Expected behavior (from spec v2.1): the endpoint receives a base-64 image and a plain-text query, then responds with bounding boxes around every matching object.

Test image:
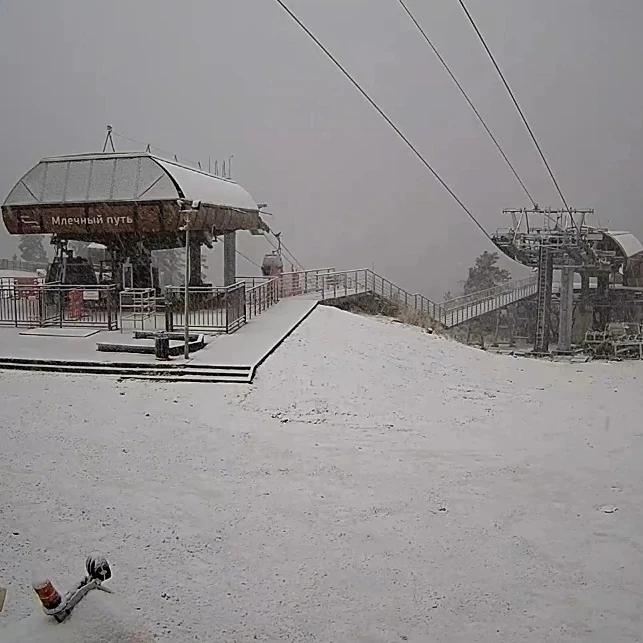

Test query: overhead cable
[398,0,537,208]
[273,0,493,241]
[457,0,571,214]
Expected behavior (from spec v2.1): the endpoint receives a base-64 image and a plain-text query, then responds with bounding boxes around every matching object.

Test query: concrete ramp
[191,297,318,378]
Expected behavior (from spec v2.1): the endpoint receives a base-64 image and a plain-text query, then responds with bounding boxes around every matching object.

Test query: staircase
[289,268,538,329]
[440,278,537,328]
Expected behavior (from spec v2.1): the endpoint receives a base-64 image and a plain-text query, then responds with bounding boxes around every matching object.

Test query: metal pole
[184,219,190,359]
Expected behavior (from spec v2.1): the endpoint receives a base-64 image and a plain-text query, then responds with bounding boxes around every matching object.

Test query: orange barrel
[32,577,63,612]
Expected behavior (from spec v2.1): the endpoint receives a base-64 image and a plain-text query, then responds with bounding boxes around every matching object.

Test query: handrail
[246,277,281,320]
[273,267,537,328]
[280,267,336,278]
[439,278,538,327]
[441,276,537,309]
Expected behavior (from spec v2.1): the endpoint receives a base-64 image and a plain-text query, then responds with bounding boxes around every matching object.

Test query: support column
[580,273,590,312]
[573,272,592,342]
[188,239,202,287]
[594,274,610,329]
[534,245,554,354]
[224,231,236,287]
[557,267,574,353]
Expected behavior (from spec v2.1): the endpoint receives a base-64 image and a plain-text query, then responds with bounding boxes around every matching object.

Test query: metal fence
[120,288,157,332]
[275,268,537,329]
[0,283,118,329]
[280,268,336,297]
[440,277,538,327]
[165,283,246,333]
[246,278,281,320]
[310,269,444,321]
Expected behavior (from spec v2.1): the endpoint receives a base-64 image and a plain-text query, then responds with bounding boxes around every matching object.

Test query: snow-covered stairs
[0,357,253,383]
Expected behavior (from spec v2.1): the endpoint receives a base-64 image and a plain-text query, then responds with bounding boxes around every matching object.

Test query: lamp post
[178,200,201,359]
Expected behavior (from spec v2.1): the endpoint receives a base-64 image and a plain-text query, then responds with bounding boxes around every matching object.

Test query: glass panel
[112,157,140,200]
[139,173,175,200]
[4,181,36,205]
[64,160,91,202]
[42,161,68,203]
[136,158,176,200]
[88,159,116,201]
[22,162,47,201]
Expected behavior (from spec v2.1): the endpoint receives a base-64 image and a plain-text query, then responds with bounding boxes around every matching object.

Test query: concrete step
[0,359,253,383]
[0,356,249,371]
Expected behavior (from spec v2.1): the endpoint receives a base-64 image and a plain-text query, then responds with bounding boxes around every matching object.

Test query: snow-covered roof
[3,153,258,211]
[603,230,643,259]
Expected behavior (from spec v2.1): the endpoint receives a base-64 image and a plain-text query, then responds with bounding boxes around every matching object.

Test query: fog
[1,0,642,298]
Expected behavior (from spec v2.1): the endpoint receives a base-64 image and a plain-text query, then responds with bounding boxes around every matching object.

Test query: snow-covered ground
[1,305,641,642]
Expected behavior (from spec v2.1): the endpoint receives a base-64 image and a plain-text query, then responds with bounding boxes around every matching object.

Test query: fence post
[13,285,18,328]
[58,288,64,328]
[38,286,44,327]
[112,286,118,330]
[224,290,231,333]
[166,289,174,332]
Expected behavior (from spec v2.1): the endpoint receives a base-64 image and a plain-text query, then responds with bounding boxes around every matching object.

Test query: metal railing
[256,267,442,322]
[441,276,536,310]
[119,288,157,332]
[0,283,118,329]
[280,268,336,297]
[246,278,281,320]
[440,277,538,327]
[275,268,537,329]
[165,283,246,333]
[289,268,444,321]
[237,276,272,290]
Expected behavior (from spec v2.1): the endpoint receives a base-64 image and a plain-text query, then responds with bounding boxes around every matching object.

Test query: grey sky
[1,0,642,298]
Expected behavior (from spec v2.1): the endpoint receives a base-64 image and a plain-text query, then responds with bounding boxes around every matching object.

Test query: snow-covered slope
[1,306,641,642]
[0,591,151,642]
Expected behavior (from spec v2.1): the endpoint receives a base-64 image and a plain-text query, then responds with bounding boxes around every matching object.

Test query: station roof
[3,152,258,211]
[602,231,643,259]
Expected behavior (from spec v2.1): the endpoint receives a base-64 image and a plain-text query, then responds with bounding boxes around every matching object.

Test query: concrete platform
[0,297,317,382]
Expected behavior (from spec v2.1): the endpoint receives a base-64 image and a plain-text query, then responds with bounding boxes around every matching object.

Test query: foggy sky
[1,0,642,298]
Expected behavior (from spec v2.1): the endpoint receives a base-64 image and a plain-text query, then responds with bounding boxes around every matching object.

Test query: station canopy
[601,231,643,260]
[2,152,268,245]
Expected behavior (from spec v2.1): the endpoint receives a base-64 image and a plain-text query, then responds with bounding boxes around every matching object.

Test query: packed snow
[0,305,641,642]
